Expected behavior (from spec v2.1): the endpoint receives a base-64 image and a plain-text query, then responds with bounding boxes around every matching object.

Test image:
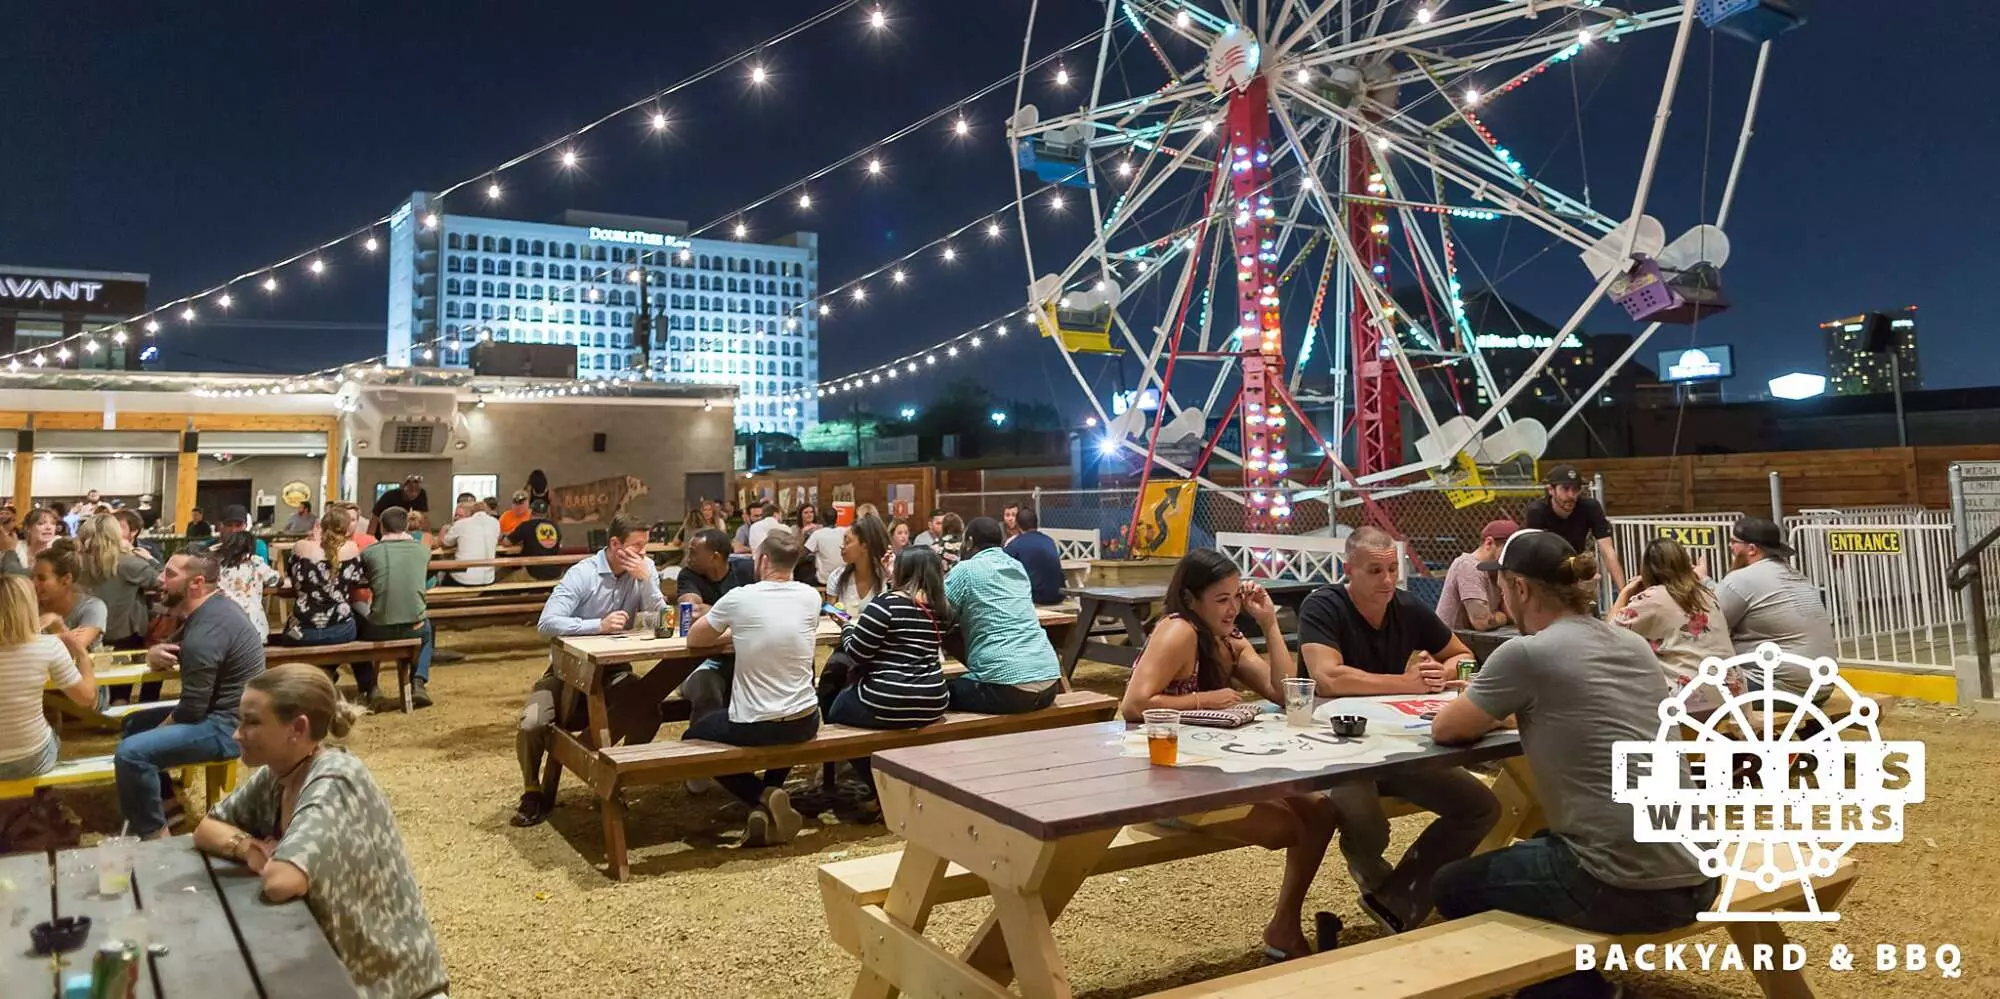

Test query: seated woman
[1119,547,1337,961]
[33,542,106,651]
[814,515,892,790]
[0,574,97,779]
[194,665,448,998]
[214,530,283,640]
[1610,537,1739,716]
[279,509,373,699]
[824,546,952,808]
[932,512,966,573]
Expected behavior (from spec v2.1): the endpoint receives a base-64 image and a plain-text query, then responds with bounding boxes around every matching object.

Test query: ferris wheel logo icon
[1611,645,1925,922]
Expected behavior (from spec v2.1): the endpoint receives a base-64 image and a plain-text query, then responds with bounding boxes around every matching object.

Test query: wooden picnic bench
[1057,580,1320,679]
[264,639,425,713]
[0,835,356,998]
[0,754,240,808]
[544,608,1088,880]
[821,713,1538,999]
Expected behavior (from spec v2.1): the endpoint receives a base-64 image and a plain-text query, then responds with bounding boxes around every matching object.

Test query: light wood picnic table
[1,835,356,998]
[837,707,1537,999]
[1056,580,1321,679]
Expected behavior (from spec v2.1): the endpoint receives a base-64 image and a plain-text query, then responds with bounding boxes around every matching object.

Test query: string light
[797,191,812,208]
[1416,7,1434,23]
[218,294,233,309]
[1175,10,1190,27]
[309,259,326,275]
[891,269,906,284]
[750,64,768,85]
[953,117,970,137]
[181,307,197,323]
[1116,160,1133,178]
[560,148,579,168]
[1054,66,1070,87]
[1048,192,1066,211]
[941,245,956,262]
[733,221,749,238]
[987,221,1003,238]
[423,213,439,229]
[869,7,886,29]
[486,181,502,200]
[1463,88,1481,106]
[651,111,669,130]
[851,287,867,301]
[866,157,884,175]
[144,320,160,334]
[364,236,379,252]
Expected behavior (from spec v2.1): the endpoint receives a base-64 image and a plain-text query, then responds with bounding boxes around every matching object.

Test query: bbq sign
[0,272,148,314]
[1828,530,1903,555]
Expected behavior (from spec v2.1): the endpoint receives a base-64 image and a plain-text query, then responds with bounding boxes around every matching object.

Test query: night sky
[2,1,1992,423]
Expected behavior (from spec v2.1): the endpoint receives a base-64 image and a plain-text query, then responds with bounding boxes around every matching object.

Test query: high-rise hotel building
[385,192,819,434]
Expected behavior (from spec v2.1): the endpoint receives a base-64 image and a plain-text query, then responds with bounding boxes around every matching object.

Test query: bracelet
[226,831,249,860]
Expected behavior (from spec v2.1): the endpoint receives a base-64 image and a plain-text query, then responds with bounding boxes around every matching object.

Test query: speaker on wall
[15,430,32,453]
[592,433,607,453]
[182,431,200,453]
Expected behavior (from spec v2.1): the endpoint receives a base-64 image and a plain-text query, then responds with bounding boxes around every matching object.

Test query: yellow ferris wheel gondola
[1031,275,1124,355]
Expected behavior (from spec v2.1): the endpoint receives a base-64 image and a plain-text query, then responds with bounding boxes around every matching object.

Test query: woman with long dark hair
[32,542,106,651]
[1610,537,1738,714]
[829,514,891,620]
[525,469,551,509]
[1119,547,1335,960]
[214,529,282,638]
[822,545,953,806]
[932,511,965,573]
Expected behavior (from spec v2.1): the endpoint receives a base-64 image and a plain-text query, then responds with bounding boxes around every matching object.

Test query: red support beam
[1347,125,1404,476]
[1225,77,1291,531]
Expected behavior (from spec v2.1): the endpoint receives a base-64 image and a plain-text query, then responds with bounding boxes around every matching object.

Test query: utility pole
[630,251,654,376]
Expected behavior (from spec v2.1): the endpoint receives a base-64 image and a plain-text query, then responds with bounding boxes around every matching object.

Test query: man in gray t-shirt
[1430,529,1716,994]
[1716,518,1835,695]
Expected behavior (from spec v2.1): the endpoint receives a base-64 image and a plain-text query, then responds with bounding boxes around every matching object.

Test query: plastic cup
[96,836,136,897]
[1143,709,1180,766]
[1283,677,1316,727]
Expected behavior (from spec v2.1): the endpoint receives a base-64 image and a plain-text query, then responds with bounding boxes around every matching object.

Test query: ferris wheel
[1007,0,1799,532]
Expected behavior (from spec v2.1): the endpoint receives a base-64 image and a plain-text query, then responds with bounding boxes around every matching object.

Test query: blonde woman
[195,665,448,998]
[0,574,96,779]
[76,513,160,652]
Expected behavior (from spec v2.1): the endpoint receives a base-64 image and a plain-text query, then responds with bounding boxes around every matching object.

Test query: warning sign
[1653,524,1718,547]
[1828,529,1903,555]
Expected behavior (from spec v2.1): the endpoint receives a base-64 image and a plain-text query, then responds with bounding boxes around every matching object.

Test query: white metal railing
[1214,531,1410,587]
[1608,513,1744,585]
[1040,527,1101,562]
[1789,521,1964,670]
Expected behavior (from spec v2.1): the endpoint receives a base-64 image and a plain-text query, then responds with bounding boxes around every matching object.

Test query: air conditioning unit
[340,384,462,455]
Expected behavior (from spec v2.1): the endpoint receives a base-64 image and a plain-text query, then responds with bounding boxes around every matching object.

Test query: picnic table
[1056,580,1322,679]
[829,702,1538,999]
[1,836,355,998]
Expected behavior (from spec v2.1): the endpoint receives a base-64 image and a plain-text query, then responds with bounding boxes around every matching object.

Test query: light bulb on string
[851,287,867,302]
[866,157,884,176]
[218,293,233,309]
[733,221,749,239]
[941,245,956,262]
[650,110,669,130]
[1463,88,1480,106]
[1200,120,1216,135]
[971,335,983,347]
[145,320,161,334]
[952,117,969,137]
[181,307,197,323]
[1294,68,1311,84]
[423,213,439,229]
[84,340,99,354]
[678,248,692,262]
[891,269,906,284]
[819,303,831,316]
[1416,7,1434,24]
[560,148,579,168]
[1048,192,1065,211]
[112,330,127,345]
[310,258,326,275]
[995,323,1007,335]
[486,181,502,200]
[1054,66,1070,87]
[796,191,812,209]
[1175,10,1190,27]
[749,63,768,85]
[1116,160,1132,177]
[364,236,379,252]
[986,221,1003,238]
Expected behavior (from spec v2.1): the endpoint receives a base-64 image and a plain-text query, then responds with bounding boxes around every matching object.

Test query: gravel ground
[52,627,2000,997]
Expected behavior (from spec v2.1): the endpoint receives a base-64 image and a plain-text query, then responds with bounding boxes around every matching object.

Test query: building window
[482,236,496,252]
[533,240,545,256]
[515,282,527,297]
[448,233,463,250]
[498,237,512,253]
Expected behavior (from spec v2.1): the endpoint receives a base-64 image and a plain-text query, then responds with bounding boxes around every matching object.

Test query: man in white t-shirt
[438,499,502,586]
[805,522,847,587]
[683,528,823,846]
[744,505,787,555]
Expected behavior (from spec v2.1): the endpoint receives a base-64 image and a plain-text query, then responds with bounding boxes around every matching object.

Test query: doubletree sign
[0,273,148,315]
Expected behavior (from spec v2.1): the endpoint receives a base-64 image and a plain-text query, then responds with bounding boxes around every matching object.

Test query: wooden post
[1679,455,1696,513]
[322,433,341,507]
[175,432,199,532]
[10,429,31,509]
[1899,447,1920,506]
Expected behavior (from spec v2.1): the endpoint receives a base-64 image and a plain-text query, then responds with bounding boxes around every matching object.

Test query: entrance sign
[1827,529,1903,555]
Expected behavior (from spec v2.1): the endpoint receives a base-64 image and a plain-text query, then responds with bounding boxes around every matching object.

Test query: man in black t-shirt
[1519,464,1624,588]
[1296,526,1497,936]
[503,500,566,581]
[373,474,431,518]
[674,529,756,610]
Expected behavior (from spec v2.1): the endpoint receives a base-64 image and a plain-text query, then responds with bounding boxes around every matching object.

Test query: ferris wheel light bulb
[1175,10,1190,27]
[1416,7,1433,24]
[1200,120,1216,135]
[1055,67,1070,86]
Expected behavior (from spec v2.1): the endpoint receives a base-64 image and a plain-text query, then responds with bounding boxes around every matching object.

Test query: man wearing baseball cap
[1522,464,1625,589]
[498,490,533,537]
[1715,516,1835,696]
[1436,519,1517,632]
[1430,529,1719,994]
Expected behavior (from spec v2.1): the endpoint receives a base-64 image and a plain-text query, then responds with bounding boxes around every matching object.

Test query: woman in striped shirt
[826,545,952,798]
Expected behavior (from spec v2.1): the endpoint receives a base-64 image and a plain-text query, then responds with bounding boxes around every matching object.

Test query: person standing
[282,503,317,535]
[0,574,97,780]
[510,517,666,827]
[944,517,1063,713]
[1715,516,1837,696]
[1296,526,1497,934]
[195,665,449,999]
[683,530,822,846]
[357,507,436,708]
[372,474,430,519]
[438,498,502,586]
[122,551,266,839]
[1431,529,1719,999]
[1001,506,1067,606]
[1435,520,1516,632]
[184,507,213,540]
[1521,465,1625,589]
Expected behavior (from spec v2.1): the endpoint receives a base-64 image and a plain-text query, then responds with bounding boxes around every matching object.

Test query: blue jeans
[115,706,240,838]
[828,686,930,792]
[0,731,60,780]
[281,619,366,691]
[358,618,435,683]
[1433,833,1720,999]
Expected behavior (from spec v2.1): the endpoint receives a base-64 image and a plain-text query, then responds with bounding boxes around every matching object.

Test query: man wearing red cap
[1437,519,1516,632]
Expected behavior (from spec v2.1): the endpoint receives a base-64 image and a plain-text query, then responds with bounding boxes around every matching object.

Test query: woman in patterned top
[1610,537,1739,716]
[1119,547,1337,961]
[195,664,447,999]
[931,512,965,573]
[280,509,373,699]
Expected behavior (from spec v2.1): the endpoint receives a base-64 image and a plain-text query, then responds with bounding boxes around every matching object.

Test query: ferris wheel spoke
[1287,1,1592,72]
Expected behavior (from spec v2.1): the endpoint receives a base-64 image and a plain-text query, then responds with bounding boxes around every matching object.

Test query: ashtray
[31,916,91,954]
[1328,715,1368,737]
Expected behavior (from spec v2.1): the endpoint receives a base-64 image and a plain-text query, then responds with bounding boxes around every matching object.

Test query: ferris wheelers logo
[1611,644,1925,921]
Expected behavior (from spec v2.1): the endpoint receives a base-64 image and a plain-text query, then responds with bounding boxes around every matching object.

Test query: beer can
[1457,660,1477,682]
[90,941,138,999]
[676,597,696,638]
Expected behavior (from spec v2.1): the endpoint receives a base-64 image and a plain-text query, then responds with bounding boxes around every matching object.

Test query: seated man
[1436,519,1516,632]
[120,551,265,839]
[500,498,566,582]
[944,517,1063,713]
[1297,526,1498,933]
[676,528,757,619]
[1716,516,1836,696]
[1432,530,1719,999]
[683,529,822,846]
[1001,506,1068,606]
[732,499,766,554]
[510,516,667,827]
[437,498,501,587]
[357,507,436,708]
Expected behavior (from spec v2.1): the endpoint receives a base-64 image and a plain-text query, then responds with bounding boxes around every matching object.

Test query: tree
[801,409,883,462]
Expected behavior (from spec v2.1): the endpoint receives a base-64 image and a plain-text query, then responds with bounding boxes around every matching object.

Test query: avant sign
[1,277,104,303]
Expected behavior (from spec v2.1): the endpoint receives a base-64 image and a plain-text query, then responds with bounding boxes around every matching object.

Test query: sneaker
[411,679,433,709]
[684,777,716,796]
[742,809,773,847]
[760,788,802,844]
[509,791,550,827]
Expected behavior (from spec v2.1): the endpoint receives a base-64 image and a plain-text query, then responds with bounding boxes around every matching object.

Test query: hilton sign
[0,272,148,315]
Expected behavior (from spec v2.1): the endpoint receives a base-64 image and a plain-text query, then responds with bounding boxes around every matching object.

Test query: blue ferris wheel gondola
[1696,0,1806,44]
[1016,134,1097,190]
